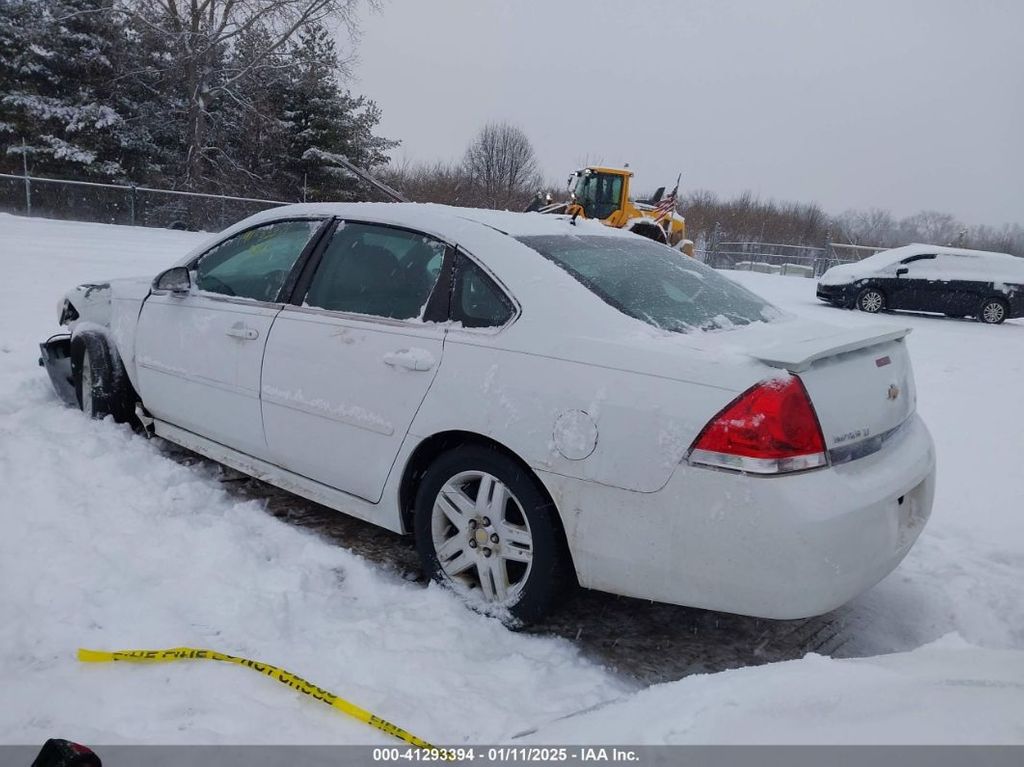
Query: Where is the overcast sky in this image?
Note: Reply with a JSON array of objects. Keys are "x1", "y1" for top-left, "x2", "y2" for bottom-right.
[{"x1": 351, "y1": 0, "x2": 1023, "y2": 226}]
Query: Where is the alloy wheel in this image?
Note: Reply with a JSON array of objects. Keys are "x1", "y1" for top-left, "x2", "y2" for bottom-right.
[
  {"x1": 981, "y1": 300, "x2": 1006, "y2": 324},
  {"x1": 430, "y1": 470, "x2": 534, "y2": 605},
  {"x1": 859, "y1": 289, "x2": 884, "y2": 313}
]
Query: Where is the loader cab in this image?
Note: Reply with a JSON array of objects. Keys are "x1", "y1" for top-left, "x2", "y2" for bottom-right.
[{"x1": 570, "y1": 168, "x2": 629, "y2": 221}]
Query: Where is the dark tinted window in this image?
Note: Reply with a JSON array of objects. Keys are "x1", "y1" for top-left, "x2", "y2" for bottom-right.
[
  {"x1": 305, "y1": 222, "x2": 445, "y2": 320},
  {"x1": 518, "y1": 234, "x2": 779, "y2": 332},
  {"x1": 195, "y1": 220, "x2": 321, "y2": 302},
  {"x1": 900, "y1": 254, "x2": 937, "y2": 264},
  {"x1": 452, "y1": 255, "x2": 514, "y2": 328}
]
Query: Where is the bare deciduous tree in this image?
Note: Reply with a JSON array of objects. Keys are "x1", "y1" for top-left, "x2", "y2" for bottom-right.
[
  {"x1": 462, "y1": 121, "x2": 541, "y2": 210},
  {"x1": 123, "y1": 0, "x2": 364, "y2": 189}
]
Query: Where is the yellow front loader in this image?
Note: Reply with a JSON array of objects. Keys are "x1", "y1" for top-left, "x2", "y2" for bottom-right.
[{"x1": 533, "y1": 166, "x2": 694, "y2": 256}]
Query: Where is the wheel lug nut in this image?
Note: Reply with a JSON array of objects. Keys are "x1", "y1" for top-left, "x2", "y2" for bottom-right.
[
  {"x1": 468, "y1": 519, "x2": 478, "y2": 530},
  {"x1": 481, "y1": 517, "x2": 491, "y2": 527},
  {"x1": 468, "y1": 539, "x2": 478, "y2": 548},
  {"x1": 482, "y1": 547, "x2": 492, "y2": 557},
  {"x1": 490, "y1": 533, "x2": 499, "y2": 543}
]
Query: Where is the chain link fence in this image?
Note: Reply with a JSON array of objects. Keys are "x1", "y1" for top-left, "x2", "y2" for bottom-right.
[
  {"x1": 695, "y1": 234, "x2": 886, "y2": 277},
  {"x1": 1, "y1": 174, "x2": 895, "y2": 273},
  {"x1": 0, "y1": 173, "x2": 291, "y2": 232}
]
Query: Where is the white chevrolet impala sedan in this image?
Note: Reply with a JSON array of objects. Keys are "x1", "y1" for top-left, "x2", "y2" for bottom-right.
[{"x1": 40, "y1": 203, "x2": 936, "y2": 624}]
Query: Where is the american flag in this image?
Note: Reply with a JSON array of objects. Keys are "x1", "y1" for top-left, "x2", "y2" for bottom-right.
[{"x1": 653, "y1": 174, "x2": 680, "y2": 223}]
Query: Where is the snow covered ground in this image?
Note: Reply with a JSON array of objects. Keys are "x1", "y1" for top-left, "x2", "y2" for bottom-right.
[{"x1": 1, "y1": 213, "x2": 1022, "y2": 746}]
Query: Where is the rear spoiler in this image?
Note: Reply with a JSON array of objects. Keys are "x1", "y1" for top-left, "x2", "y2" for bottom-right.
[{"x1": 751, "y1": 326, "x2": 911, "y2": 373}]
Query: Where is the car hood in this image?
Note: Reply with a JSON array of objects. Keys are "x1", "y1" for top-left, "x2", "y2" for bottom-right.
[
  {"x1": 819, "y1": 262, "x2": 872, "y2": 286},
  {"x1": 63, "y1": 275, "x2": 154, "y2": 328}
]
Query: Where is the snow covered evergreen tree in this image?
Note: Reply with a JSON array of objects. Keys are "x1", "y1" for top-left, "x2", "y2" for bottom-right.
[
  {"x1": 217, "y1": 23, "x2": 292, "y2": 198},
  {"x1": 0, "y1": 0, "x2": 395, "y2": 199},
  {"x1": 0, "y1": 0, "x2": 134, "y2": 178},
  {"x1": 283, "y1": 22, "x2": 396, "y2": 201}
]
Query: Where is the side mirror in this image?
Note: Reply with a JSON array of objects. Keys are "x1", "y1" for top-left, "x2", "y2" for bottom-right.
[
  {"x1": 153, "y1": 266, "x2": 191, "y2": 295},
  {"x1": 896, "y1": 267, "x2": 909, "y2": 277}
]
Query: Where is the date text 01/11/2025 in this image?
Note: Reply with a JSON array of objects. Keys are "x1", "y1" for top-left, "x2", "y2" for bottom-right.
[{"x1": 371, "y1": 747, "x2": 640, "y2": 762}]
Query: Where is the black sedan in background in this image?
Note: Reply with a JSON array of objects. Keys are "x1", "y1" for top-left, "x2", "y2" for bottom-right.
[{"x1": 817, "y1": 244, "x2": 1024, "y2": 324}]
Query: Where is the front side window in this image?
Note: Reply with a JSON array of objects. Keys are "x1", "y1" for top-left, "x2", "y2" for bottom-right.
[
  {"x1": 195, "y1": 219, "x2": 322, "y2": 302},
  {"x1": 452, "y1": 255, "x2": 515, "y2": 328},
  {"x1": 304, "y1": 222, "x2": 446, "y2": 320},
  {"x1": 898, "y1": 254, "x2": 944, "y2": 277},
  {"x1": 899, "y1": 254, "x2": 937, "y2": 265},
  {"x1": 518, "y1": 234, "x2": 780, "y2": 332}
]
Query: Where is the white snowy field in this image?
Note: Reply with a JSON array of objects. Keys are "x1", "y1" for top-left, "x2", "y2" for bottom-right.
[{"x1": 0, "y1": 213, "x2": 1022, "y2": 746}]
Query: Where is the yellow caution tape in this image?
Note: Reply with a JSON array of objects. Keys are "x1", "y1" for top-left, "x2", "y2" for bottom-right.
[{"x1": 78, "y1": 646, "x2": 437, "y2": 750}]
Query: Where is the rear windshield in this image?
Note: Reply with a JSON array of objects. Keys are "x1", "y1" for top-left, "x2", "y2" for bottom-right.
[{"x1": 518, "y1": 234, "x2": 780, "y2": 332}]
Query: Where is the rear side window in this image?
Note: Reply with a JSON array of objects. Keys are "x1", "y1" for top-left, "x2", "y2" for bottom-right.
[
  {"x1": 304, "y1": 222, "x2": 445, "y2": 320},
  {"x1": 452, "y1": 255, "x2": 515, "y2": 328},
  {"x1": 517, "y1": 234, "x2": 779, "y2": 332}
]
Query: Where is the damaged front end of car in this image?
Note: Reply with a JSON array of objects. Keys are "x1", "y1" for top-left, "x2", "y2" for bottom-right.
[
  {"x1": 39, "y1": 332, "x2": 77, "y2": 407},
  {"x1": 39, "y1": 285, "x2": 112, "y2": 408}
]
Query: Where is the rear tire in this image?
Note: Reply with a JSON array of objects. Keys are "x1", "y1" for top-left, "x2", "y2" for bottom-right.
[
  {"x1": 856, "y1": 286, "x2": 886, "y2": 313},
  {"x1": 71, "y1": 331, "x2": 135, "y2": 422},
  {"x1": 978, "y1": 298, "x2": 1008, "y2": 325},
  {"x1": 413, "y1": 445, "x2": 572, "y2": 626}
]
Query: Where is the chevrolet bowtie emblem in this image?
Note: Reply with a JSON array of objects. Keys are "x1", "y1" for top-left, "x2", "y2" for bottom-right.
[{"x1": 888, "y1": 384, "x2": 901, "y2": 400}]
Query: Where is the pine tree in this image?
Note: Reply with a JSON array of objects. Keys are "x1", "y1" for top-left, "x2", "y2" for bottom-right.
[
  {"x1": 0, "y1": 0, "x2": 52, "y2": 174},
  {"x1": 218, "y1": 23, "x2": 291, "y2": 198},
  {"x1": 0, "y1": 2, "x2": 396, "y2": 201},
  {"x1": 0, "y1": 0, "x2": 133, "y2": 179},
  {"x1": 283, "y1": 22, "x2": 396, "y2": 201}
]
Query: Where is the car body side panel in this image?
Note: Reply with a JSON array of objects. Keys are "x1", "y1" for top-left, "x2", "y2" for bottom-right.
[
  {"x1": 891, "y1": 275, "x2": 925, "y2": 311},
  {"x1": 109, "y1": 281, "x2": 155, "y2": 391},
  {"x1": 261, "y1": 309, "x2": 446, "y2": 504},
  {"x1": 914, "y1": 278, "x2": 970, "y2": 315},
  {"x1": 1007, "y1": 284, "x2": 1024, "y2": 318},
  {"x1": 134, "y1": 293, "x2": 281, "y2": 458},
  {"x1": 408, "y1": 332, "x2": 743, "y2": 494}
]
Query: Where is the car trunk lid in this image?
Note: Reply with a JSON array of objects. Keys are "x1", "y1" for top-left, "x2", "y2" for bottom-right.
[{"x1": 749, "y1": 324, "x2": 917, "y2": 454}]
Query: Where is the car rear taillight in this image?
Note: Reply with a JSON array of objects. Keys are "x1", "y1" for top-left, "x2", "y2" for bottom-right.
[{"x1": 688, "y1": 375, "x2": 828, "y2": 474}]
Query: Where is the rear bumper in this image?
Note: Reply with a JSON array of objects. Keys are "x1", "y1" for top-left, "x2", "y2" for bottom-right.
[
  {"x1": 39, "y1": 334, "x2": 78, "y2": 407},
  {"x1": 542, "y1": 414, "x2": 936, "y2": 619}
]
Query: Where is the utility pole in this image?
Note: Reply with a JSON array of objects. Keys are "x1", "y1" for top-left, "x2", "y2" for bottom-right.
[
  {"x1": 21, "y1": 138, "x2": 31, "y2": 216},
  {"x1": 818, "y1": 230, "x2": 833, "y2": 277},
  {"x1": 710, "y1": 221, "x2": 722, "y2": 267}
]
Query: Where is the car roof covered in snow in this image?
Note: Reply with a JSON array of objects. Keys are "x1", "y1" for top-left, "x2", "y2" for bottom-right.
[
  {"x1": 226, "y1": 201, "x2": 629, "y2": 241},
  {"x1": 866, "y1": 243, "x2": 1017, "y2": 265},
  {"x1": 821, "y1": 241, "x2": 1024, "y2": 286}
]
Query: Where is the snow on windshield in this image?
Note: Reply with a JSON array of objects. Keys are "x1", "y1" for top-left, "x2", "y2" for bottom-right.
[{"x1": 518, "y1": 234, "x2": 781, "y2": 332}]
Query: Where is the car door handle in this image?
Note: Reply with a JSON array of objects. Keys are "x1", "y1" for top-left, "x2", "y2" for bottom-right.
[
  {"x1": 225, "y1": 323, "x2": 259, "y2": 341},
  {"x1": 383, "y1": 348, "x2": 435, "y2": 371}
]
